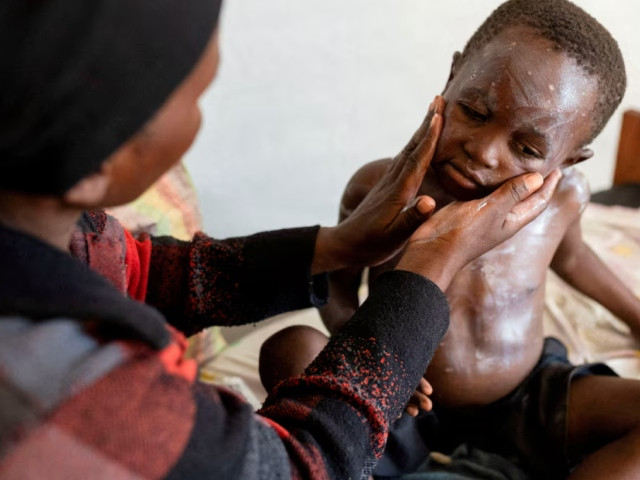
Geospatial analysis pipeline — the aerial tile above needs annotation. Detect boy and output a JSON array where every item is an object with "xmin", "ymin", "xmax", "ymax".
[
  {"xmin": 261, "ymin": 1, "xmax": 640, "ymax": 478},
  {"xmin": 0, "ymin": 1, "xmax": 559, "ymax": 478}
]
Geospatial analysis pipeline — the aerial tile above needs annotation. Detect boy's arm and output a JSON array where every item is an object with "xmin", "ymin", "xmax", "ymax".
[
  {"xmin": 551, "ymin": 217, "xmax": 640, "ymax": 342},
  {"xmin": 319, "ymin": 158, "xmax": 394, "ymax": 334}
]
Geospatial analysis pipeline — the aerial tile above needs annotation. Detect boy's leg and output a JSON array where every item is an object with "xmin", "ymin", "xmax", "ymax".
[
  {"xmin": 258, "ymin": 325, "xmax": 329, "ymax": 393},
  {"xmin": 567, "ymin": 375, "xmax": 640, "ymax": 479}
]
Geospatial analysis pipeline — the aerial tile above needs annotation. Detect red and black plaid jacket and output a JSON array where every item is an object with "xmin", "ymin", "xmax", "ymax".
[{"xmin": 0, "ymin": 210, "xmax": 449, "ymax": 479}]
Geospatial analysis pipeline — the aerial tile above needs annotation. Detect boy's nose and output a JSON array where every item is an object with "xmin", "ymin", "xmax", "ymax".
[{"xmin": 463, "ymin": 132, "xmax": 506, "ymax": 170}]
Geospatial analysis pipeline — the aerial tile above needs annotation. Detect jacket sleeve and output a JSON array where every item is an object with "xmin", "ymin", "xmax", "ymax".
[
  {"xmin": 74, "ymin": 211, "xmax": 325, "ymax": 335},
  {"xmin": 0, "ymin": 270, "xmax": 448, "ymax": 480},
  {"xmin": 172, "ymin": 271, "xmax": 450, "ymax": 479},
  {"xmin": 139, "ymin": 226, "xmax": 328, "ymax": 336}
]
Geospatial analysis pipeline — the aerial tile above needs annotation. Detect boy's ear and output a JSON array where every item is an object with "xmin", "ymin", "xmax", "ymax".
[
  {"xmin": 445, "ymin": 51, "xmax": 462, "ymax": 89},
  {"xmin": 62, "ymin": 163, "xmax": 113, "ymax": 208},
  {"xmin": 563, "ymin": 147, "xmax": 594, "ymax": 167}
]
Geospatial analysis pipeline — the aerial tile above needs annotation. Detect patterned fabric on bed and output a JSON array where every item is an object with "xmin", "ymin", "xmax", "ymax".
[{"xmin": 107, "ymin": 163, "xmax": 203, "ymax": 241}]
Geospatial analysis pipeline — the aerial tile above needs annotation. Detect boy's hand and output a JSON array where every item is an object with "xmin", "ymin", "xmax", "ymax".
[
  {"xmin": 405, "ymin": 377, "xmax": 433, "ymax": 416},
  {"xmin": 396, "ymin": 169, "xmax": 563, "ymax": 291},
  {"xmin": 312, "ymin": 96, "xmax": 444, "ymax": 274}
]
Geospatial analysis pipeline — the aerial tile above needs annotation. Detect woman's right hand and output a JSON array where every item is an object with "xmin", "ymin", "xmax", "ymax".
[{"xmin": 395, "ymin": 168, "xmax": 563, "ymax": 290}]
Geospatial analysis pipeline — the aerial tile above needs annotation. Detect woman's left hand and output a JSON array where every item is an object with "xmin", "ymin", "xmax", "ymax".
[{"xmin": 311, "ymin": 96, "xmax": 444, "ymax": 274}]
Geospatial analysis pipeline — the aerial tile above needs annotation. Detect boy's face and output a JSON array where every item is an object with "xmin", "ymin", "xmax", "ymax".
[{"xmin": 431, "ymin": 26, "xmax": 598, "ymax": 200}]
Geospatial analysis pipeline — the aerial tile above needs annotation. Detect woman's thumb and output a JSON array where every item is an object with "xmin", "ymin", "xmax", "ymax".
[{"xmin": 393, "ymin": 195, "xmax": 436, "ymax": 238}]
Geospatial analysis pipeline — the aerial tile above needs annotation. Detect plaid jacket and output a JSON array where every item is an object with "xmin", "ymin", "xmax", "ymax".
[{"xmin": 0, "ymin": 211, "xmax": 449, "ymax": 479}]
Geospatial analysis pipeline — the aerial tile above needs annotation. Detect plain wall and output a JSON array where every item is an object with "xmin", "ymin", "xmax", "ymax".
[{"xmin": 184, "ymin": 1, "xmax": 640, "ymax": 237}]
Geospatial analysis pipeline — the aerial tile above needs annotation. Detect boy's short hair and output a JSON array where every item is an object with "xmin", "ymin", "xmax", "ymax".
[
  {"xmin": 461, "ymin": 0, "xmax": 626, "ymax": 145},
  {"xmin": 0, "ymin": 0, "xmax": 221, "ymax": 195}
]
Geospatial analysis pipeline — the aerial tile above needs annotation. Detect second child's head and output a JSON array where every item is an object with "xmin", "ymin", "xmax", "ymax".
[{"xmin": 431, "ymin": 0, "xmax": 626, "ymax": 200}]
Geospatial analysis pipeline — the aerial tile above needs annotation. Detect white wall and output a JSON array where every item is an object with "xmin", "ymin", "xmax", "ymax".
[{"xmin": 184, "ymin": 1, "xmax": 640, "ymax": 237}]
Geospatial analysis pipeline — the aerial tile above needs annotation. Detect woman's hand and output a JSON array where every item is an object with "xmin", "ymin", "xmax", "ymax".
[
  {"xmin": 395, "ymin": 169, "xmax": 563, "ymax": 291},
  {"xmin": 312, "ymin": 96, "xmax": 444, "ymax": 274}
]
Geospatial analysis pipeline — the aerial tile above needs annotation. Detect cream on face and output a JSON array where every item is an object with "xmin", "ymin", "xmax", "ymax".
[{"xmin": 431, "ymin": 26, "xmax": 598, "ymax": 200}]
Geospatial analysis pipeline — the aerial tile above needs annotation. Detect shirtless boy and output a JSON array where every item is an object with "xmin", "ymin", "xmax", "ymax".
[{"xmin": 260, "ymin": 1, "xmax": 640, "ymax": 478}]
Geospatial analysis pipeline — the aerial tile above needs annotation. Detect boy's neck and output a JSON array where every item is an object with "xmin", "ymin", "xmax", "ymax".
[{"xmin": 0, "ymin": 191, "xmax": 81, "ymax": 251}]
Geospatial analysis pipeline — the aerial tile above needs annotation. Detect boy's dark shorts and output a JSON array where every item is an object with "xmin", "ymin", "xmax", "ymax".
[{"xmin": 374, "ymin": 337, "xmax": 618, "ymax": 479}]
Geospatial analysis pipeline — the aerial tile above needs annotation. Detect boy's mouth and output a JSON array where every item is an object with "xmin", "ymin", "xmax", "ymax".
[{"xmin": 433, "ymin": 162, "xmax": 488, "ymax": 200}]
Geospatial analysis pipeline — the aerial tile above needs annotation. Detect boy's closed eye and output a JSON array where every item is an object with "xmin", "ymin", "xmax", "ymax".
[
  {"xmin": 455, "ymin": 87, "xmax": 495, "ymax": 123},
  {"xmin": 511, "ymin": 138, "xmax": 545, "ymax": 160},
  {"xmin": 511, "ymin": 129, "xmax": 549, "ymax": 161},
  {"xmin": 455, "ymin": 100, "xmax": 549, "ymax": 162},
  {"xmin": 458, "ymin": 102, "xmax": 490, "ymax": 123}
]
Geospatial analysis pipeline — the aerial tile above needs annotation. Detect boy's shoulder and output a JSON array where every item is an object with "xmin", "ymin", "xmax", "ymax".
[
  {"xmin": 346, "ymin": 158, "xmax": 393, "ymax": 188},
  {"xmin": 340, "ymin": 158, "xmax": 393, "ymax": 220},
  {"xmin": 550, "ymin": 167, "xmax": 591, "ymax": 212}
]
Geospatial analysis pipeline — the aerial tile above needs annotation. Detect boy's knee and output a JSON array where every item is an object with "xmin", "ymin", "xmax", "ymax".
[{"xmin": 259, "ymin": 325, "xmax": 329, "ymax": 393}]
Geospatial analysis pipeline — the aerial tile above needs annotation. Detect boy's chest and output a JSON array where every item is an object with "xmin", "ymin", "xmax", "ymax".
[
  {"xmin": 420, "ymin": 166, "xmax": 579, "ymax": 302},
  {"xmin": 445, "ymin": 196, "xmax": 573, "ymax": 321}
]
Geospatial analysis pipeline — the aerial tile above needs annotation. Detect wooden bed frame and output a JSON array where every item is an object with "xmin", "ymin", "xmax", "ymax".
[{"xmin": 613, "ymin": 109, "xmax": 640, "ymax": 185}]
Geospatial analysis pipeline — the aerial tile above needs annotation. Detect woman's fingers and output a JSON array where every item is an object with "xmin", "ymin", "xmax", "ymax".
[
  {"xmin": 388, "ymin": 96, "xmax": 444, "ymax": 186},
  {"xmin": 504, "ymin": 168, "xmax": 562, "ymax": 231}
]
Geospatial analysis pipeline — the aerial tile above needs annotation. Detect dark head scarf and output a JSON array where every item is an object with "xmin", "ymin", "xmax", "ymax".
[{"xmin": 0, "ymin": 0, "xmax": 222, "ymax": 194}]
